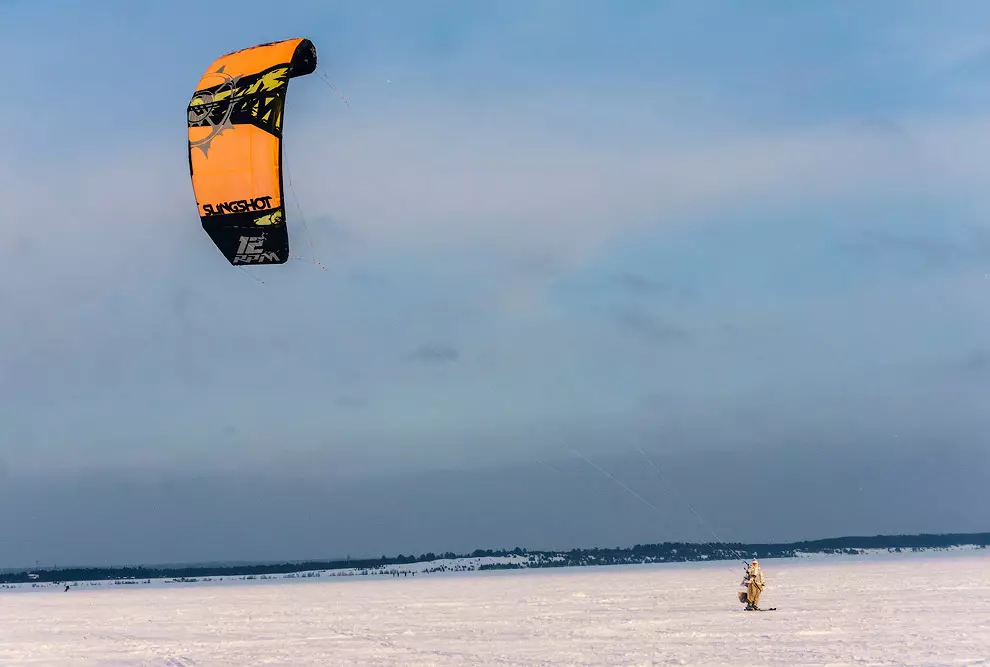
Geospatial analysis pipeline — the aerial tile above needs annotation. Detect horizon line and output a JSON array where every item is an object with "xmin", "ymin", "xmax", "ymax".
[{"xmin": 7, "ymin": 529, "xmax": 988, "ymax": 575}]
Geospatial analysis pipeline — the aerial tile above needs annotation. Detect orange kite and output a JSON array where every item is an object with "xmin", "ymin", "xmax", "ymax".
[{"xmin": 187, "ymin": 38, "xmax": 317, "ymax": 265}]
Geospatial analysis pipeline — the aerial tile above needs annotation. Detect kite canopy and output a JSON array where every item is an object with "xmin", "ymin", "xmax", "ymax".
[{"xmin": 187, "ymin": 38, "xmax": 317, "ymax": 265}]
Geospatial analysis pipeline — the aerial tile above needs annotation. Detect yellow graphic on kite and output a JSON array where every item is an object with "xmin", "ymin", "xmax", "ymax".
[
  {"xmin": 254, "ymin": 210, "xmax": 284, "ymax": 226},
  {"xmin": 187, "ymin": 38, "xmax": 317, "ymax": 265}
]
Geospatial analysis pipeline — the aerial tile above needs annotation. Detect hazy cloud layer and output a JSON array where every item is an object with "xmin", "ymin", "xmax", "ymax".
[{"xmin": 2, "ymin": 440, "xmax": 986, "ymax": 569}]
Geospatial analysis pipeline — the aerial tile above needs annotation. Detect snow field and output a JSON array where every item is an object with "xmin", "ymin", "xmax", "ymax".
[{"xmin": 1, "ymin": 549, "xmax": 987, "ymax": 666}]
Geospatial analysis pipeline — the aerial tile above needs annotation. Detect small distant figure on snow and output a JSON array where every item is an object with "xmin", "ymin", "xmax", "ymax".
[{"xmin": 738, "ymin": 559, "xmax": 765, "ymax": 610}]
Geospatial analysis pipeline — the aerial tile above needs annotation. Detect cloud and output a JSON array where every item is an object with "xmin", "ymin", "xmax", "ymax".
[
  {"xmin": 612, "ymin": 310, "xmax": 691, "ymax": 346},
  {"xmin": 265, "ymin": 105, "xmax": 990, "ymax": 312},
  {"xmin": 6, "ymin": 87, "xmax": 990, "ymax": 323},
  {"xmin": 2, "ymin": 437, "xmax": 987, "ymax": 567},
  {"xmin": 952, "ymin": 350, "xmax": 990, "ymax": 383},
  {"xmin": 606, "ymin": 272, "xmax": 700, "ymax": 305},
  {"xmin": 610, "ymin": 273, "xmax": 673, "ymax": 296},
  {"xmin": 920, "ymin": 349, "xmax": 990, "ymax": 385},
  {"xmin": 839, "ymin": 228, "xmax": 990, "ymax": 270},
  {"xmin": 409, "ymin": 344, "xmax": 460, "ymax": 364},
  {"xmin": 880, "ymin": 3, "xmax": 990, "ymax": 78},
  {"xmin": 335, "ymin": 395, "xmax": 368, "ymax": 409}
]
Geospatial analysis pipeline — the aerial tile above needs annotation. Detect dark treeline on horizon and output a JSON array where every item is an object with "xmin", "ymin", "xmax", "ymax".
[{"xmin": 3, "ymin": 531, "xmax": 987, "ymax": 585}]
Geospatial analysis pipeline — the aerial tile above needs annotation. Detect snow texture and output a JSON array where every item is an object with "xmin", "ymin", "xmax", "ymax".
[{"xmin": 1, "ymin": 549, "xmax": 987, "ymax": 666}]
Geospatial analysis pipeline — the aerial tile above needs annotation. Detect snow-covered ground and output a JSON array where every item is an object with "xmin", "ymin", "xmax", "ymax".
[{"xmin": 1, "ymin": 548, "xmax": 987, "ymax": 666}]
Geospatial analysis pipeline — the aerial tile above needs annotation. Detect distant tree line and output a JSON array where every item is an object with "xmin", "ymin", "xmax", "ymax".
[
  {"xmin": 477, "ymin": 533, "xmax": 989, "ymax": 570},
  {"xmin": 2, "ymin": 532, "xmax": 985, "ymax": 585}
]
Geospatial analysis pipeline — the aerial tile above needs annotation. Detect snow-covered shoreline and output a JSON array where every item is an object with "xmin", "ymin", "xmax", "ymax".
[{"xmin": 4, "ymin": 543, "xmax": 985, "ymax": 593}]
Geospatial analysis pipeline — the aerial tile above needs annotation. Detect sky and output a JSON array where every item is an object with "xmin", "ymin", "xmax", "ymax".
[{"xmin": 1, "ymin": 0, "xmax": 990, "ymax": 568}]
